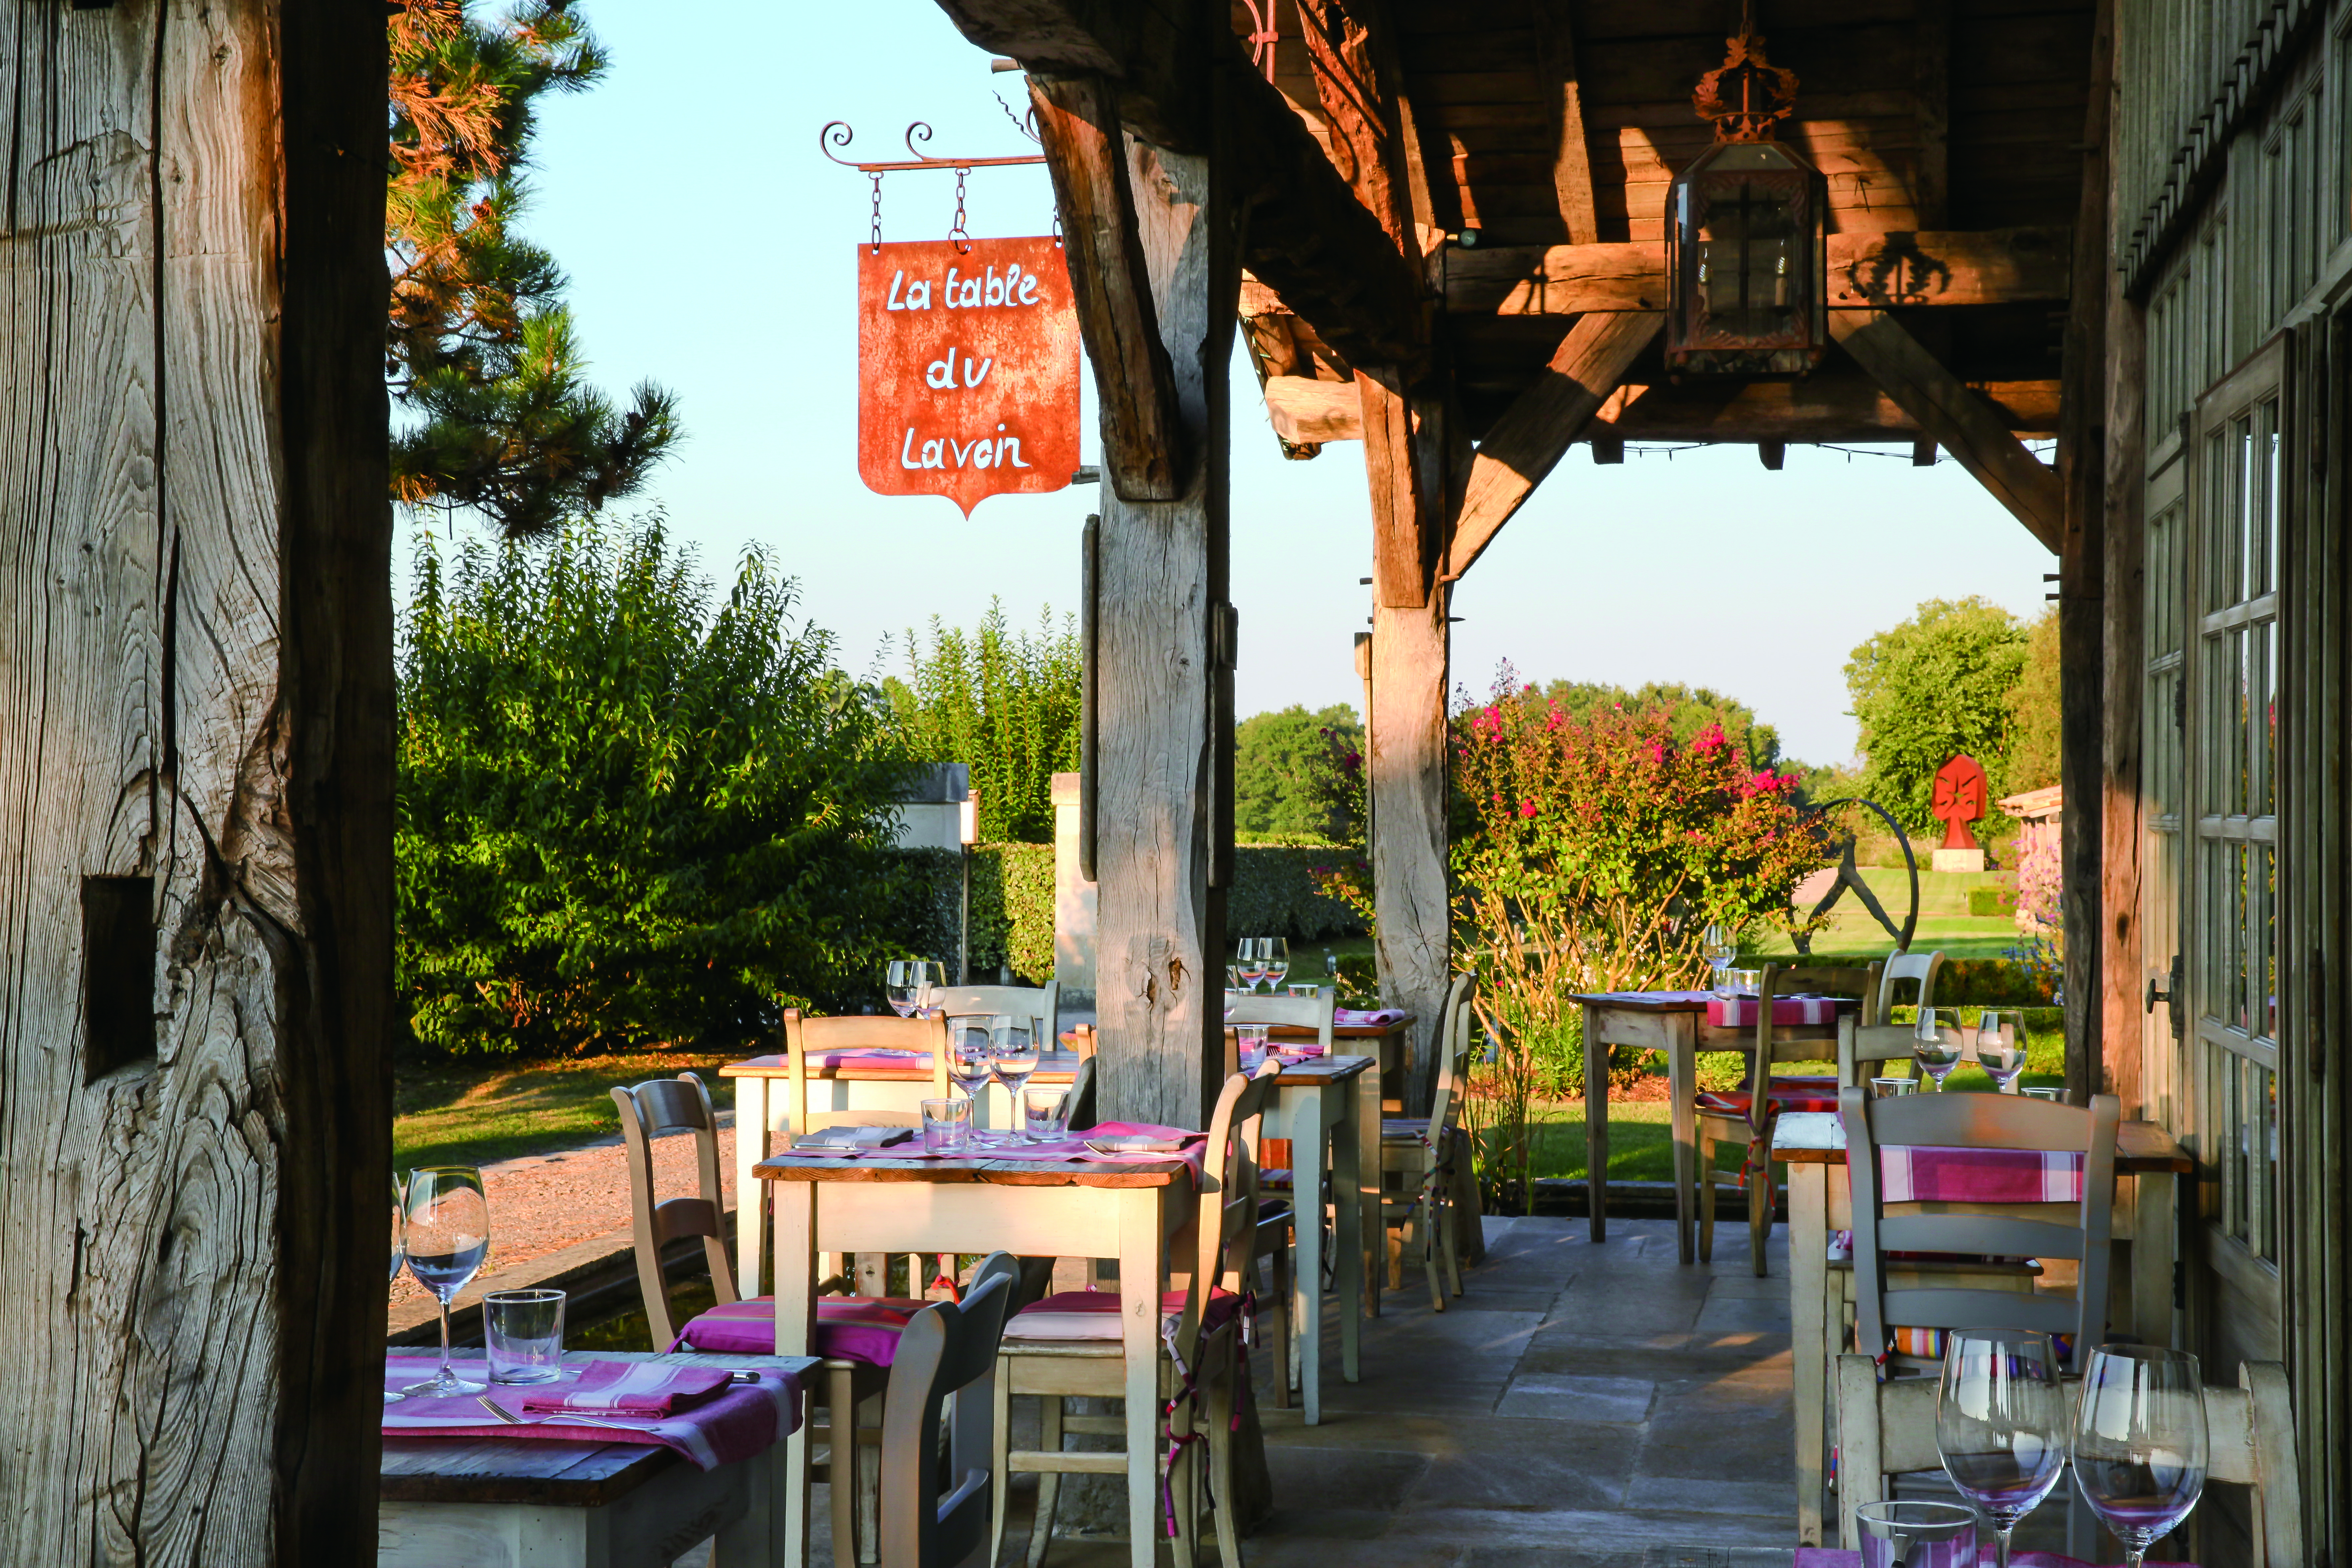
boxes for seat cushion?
[1885,1326,2075,1362]
[1260,1167,1293,1191]
[1695,1076,1840,1116]
[673,1294,927,1367]
[1001,1288,1244,1342]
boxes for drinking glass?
[1237,1024,1270,1073]
[485,1288,567,1384]
[388,1175,408,1403]
[1225,987,1247,1020]
[1913,1008,1964,1091]
[1702,924,1738,993]
[921,1096,972,1154]
[2073,1346,2208,1568]
[2022,1085,2062,1102]
[1235,937,1269,993]
[1938,1331,2068,1568]
[1024,1087,1071,1142]
[1288,983,1320,999]
[405,1166,491,1396]
[1869,1076,1918,1099]
[885,959,934,1018]
[1263,937,1290,990]
[1854,1501,1977,1568]
[1976,1010,2027,1090]
[946,1017,997,1132]
[990,1017,1043,1140]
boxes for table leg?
[775,1180,818,1568]
[1120,1190,1165,1568]
[1357,1061,1382,1319]
[735,1078,769,1299]
[1669,1012,1697,1265]
[1291,1083,1327,1426]
[1333,1077,1363,1384]
[1583,1003,1607,1242]
[711,1446,774,1568]
[2131,1169,2179,1349]
[1789,1161,1828,1548]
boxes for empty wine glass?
[1263,937,1290,991]
[947,1016,997,1133]
[387,1175,408,1403]
[1702,924,1737,994]
[2073,1346,2208,1568]
[405,1166,490,1396]
[885,959,940,1018]
[1913,1008,1963,1091]
[1938,1331,2068,1568]
[990,1017,1043,1141]
[1976,1009,2026,1090]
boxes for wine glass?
[1938,1331,2068,1568]
[1235,937,1267,994]
[1976,1010,2026,1091]
[885,959,929,1018]
[1913,1008,1964,1091]
[1263,937,1290,991]
[1702,924,1737,994]
[405,1167,490,1396]
[990,1017,1043,1141]
[947,1016,997,1134]
[387,1176,408,1403]
[2073,1346,2208,1568]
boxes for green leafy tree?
[389,0,679,538]
[397,514,911,1055]
[882,603,1081,843]
[1534,680,1785,771]
[1846,597,2028,836]
[2005,607,2063,793]
[1235,704,1364,842]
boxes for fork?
[474,1395,661,1434]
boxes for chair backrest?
[609,1073,734,1350]
[1840,1083,2120,1372]
[879,1252,1019,1568]
[1171,1063,1283,1361]
[928,981,1059,1045]
[1739,964,1879,1133]
[782,1008,950,1133]
[1877,948,1943,1015]
[1836,1354,2304,1568]
[1427,971,1479,1134]
[1227,987,1335,1056]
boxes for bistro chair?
[1834,1353,2302,1565]
[1839,949,1945,1087]
[611,1070,928,1568]
[989,1063,1283,1568]
[1379,971,1479,1309]
[782,1008,951,1301]
[1839,1082,2119,1373]
[926,981,1060,1044]
[879,1260,1020,1568]
[1695,963,1879,1272]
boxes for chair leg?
[1024,1396,1062,1568]
[1207,1358,1244,1568]
[1439,1180,1465,1299]
[1449,1129,1486,1266]
[1747,1139,1775,1278]
[1698,1125,1718,1264]
[826,1366,858,1568]
[857,1389,882,1563]
[1421,1191,1446,1313]
[990,1358,1012,1568]
[1270,1243,1293,1407]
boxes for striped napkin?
[520,1360,731,1417]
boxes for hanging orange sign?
[857,237,1080,516]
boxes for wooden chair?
[1840,1083,2120,1372]
[1841,949,1944,1088]
[1696,962,1880,1272]
[878,1256,1020,1568]
[1379,971,1478,1309]
[782,1008,951,1301]
[1225,985,1335,1064]
[989,1063,1283,1568]
[1834,1353,2304,1566]
[926,981,1059,1044]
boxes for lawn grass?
[1752,867,2024,961]
[394,1048,745,1171]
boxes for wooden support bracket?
[1829,310,2064,552]
[1030,72,1186,501]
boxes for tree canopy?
[2005,607,2062,794]
[1235,705,1364,842]
[1845,597,2030,834]
[1530,679,1785,772]
[881,603,1082,843]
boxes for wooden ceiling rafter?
[1529,0,1601,246]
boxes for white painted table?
[378,1349,817,1568]
[1772,1109,2190,1547]
[757,1152,1192,1568]
[1258,1052,1378,1423]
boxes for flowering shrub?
[2006,821,2065,1001]
[1450,673,1829,1209]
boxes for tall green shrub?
[1235,705,1364,841]
[884,602,1080,842]
[397,515,911,1055]
[1846,597,2028,837]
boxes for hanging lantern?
[1665,20,1827,377]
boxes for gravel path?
[392,1118,740,1315]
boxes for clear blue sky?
[425,0,2060,767]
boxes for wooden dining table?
[755,1150,1192,1568]
[1772,1108,2192,1547]
[1254,1051,1378,1421]
[1569,990,1849,1261]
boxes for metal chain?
[950,166,971,252]
[868,172,883,254]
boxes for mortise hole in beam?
[82,875,157,1084]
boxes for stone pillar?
[1051,771,1098,1010]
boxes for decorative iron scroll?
[1791,798,1920,956]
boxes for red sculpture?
[1931,755,1989,850]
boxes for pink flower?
[1693,723,1726,754]
[1519,799,1539,818]
[1647,740,1667,763]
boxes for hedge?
[967,842,1057,983]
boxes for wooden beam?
[1531,0,1600,244]
[1914,0,1951,227]
[932,0,1209,150]
[1264,375,1363,446]
[1443,312,1663,581]
[1030,73,1186,501]
[1912,438,1938,466]
[1759,441,1787,470]
[2100,289,2147,1118]
[2058,0,2115,1107]
[1369,593,1453,1111]
[1444,227,2072,315]
[1829,311,2065,552]
[1296,0,1415,250]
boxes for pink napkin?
[1334,1008,1406,1026]
[1708,994,1848,1027]
[383,1355,801,1471]
[1797,1551,2187,1568]
[808,1048,932,1069]
[1867,1144,2087,1203]
[520,1360,729,1417]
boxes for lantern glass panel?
[1668,140,1826,376]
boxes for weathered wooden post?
[0,6,392,1561]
